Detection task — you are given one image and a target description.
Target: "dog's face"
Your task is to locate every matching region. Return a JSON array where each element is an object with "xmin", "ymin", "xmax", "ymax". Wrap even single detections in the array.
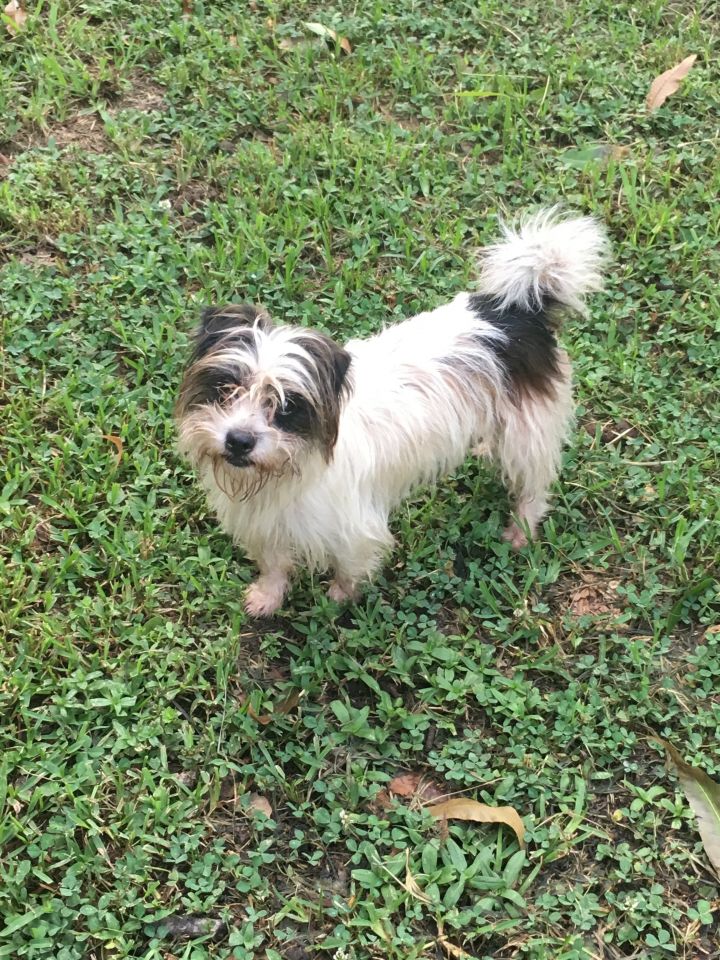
[{"xmin": 176, "ymin": 305, "xmax": 352, "ymax": 497}]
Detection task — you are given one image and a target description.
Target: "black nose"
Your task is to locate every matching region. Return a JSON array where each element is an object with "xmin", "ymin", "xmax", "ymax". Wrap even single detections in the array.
[{"xmin": 224, "ymin": 430, "xmax": 256, "ymax": 462}]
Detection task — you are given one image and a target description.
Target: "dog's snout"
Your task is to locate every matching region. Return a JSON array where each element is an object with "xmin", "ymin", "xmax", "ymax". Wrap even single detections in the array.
[{"xmin": 225, "ymin": 429, "xmax": 256, "ymax": 461}]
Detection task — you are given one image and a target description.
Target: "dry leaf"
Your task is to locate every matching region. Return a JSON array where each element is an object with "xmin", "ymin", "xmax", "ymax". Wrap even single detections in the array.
[
  {"xmin": 103, "ymin": 433, "xmax": 123, "ymax": 465},
  {"xmin": 247, "ymin": 690, "xmax": 301, "ymax": 725},
  {"xmin": 426, "ymin": 797, "xmax": 526, "ymax": 848},
  {"xmin": 4, "ymin": 0, "xmax": 27, "ymax": 35},
  {"xmin": 438, "ymin": 935, "xmax": 476, "ymax": 960},
  {"xmin": 304, "ymin": 20, "xmax": 337, "ymax": 40},
  {"xmin": 560, "ymin": 143, "xmax": 630, "ymax": 169},
  {"xmin": 181, "ymin": 0, "xmax": 192, "ymax": 17},
  {"xmin": 302, "ymin": 20, "xmax": 351, "ymax": 52},
  {"xmin": 569, "ymin": 583, "xmax": 621, "ymax": 619},
  {"xmin": 369, "ymin": 788, "xmax": 395, "ymax": 813},
  {"xmin": 655, "ymin": 738, "xmax": 720, "ymax": 878},
  {"xmin": 388, "ymin": 772, "xmax": 446, "ymax": 803},
  {"xmin": 247, "ymin": 793, "xmax": 272, "ymax": 817},
  {"xmin": 647, "ymin": 54, "xmax": 697, "ymax": 112},
  {"xmin": 403, "ymin": 850, "xmax": 432, "ymax": 904},
  {"xmin": 437, "ymin": 922, "xmax": 477, "ymax": 959}
]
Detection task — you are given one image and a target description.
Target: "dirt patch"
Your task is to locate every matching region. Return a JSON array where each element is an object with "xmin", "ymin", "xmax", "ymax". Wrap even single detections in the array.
[
  {"xmin": 113, "ymin": 75, "xmax": 166, "ymax": 113},
  {"xmin": 172, "ymin": 179, "xmax": 222, "ymax": 212},
  {"xmin": 26, "ymin": 112, "xmax": 109, "ymax": 153},
  {"xmin": 583, "ymin": 416, "xmax": 642, "ymax": 446},
  {"xmin": 7, "ymin": 75, "xmax": 165, "ymax": 158},
  {"xmin": 19, "ymin": 247, "xmax": 63, "ymax": 269}
]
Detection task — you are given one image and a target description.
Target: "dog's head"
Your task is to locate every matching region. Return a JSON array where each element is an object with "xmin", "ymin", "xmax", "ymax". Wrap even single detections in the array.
[{"xmin": 176, "ymin": 304, "xmax": 352, "ymax": 497}]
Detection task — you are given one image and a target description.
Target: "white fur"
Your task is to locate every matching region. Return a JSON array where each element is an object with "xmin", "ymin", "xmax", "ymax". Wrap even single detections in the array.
[
  {"xmin": 478, "ymin": 206, "xmax": 609, "ymax": 314},
  {"xmin": 177, "ymin": 210, "xmax": 608, "ymax": 615}
]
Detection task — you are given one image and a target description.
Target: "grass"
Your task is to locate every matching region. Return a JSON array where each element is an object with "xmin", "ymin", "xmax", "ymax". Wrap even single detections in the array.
[{"xmin": 1, "ymin": 1, "xmax": 719, "ymax": 958}]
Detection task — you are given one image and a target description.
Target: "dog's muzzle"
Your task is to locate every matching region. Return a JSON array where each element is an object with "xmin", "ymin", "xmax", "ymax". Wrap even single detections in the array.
[{"xmin": 224, "ymin": 429, "xmax": 256, "ymax": 467}]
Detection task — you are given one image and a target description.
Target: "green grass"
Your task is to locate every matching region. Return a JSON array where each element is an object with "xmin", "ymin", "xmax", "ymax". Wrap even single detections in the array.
[{"xmin": 1, "ymin": 1, "xmax": 719, "ymax": 958}]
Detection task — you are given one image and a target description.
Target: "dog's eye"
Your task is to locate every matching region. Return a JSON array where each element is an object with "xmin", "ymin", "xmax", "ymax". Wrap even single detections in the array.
[{"xmin": 273, "ymin": 394, "xmax": 313, "ymax": 435}]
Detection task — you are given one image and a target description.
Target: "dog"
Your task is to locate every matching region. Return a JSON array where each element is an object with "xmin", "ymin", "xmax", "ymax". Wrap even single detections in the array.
[{"xmin": 176, "ymin": 208, "xmax": 608, "ymax": 616}]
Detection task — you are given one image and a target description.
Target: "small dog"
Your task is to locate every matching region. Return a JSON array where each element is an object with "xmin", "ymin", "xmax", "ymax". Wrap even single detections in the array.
[{"xmin": 176, "ymin": 209, "xmax": 608, "ymax": 616}]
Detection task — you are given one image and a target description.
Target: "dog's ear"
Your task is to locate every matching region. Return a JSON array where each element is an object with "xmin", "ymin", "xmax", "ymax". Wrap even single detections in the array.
[
  {"xmin": 199, "ymin": 303, "xmax": 272, "ymax": 335},
  {"xmin": 294, "ymin": 332, "xmax": 352, "ymax": 459},
  {"xmin": 298, "ymin": 332, "xmax": 352, "ymax": 399},
  {"xmin": 191, "ymin": 304, "xmax": 271, "ymax": 363}
]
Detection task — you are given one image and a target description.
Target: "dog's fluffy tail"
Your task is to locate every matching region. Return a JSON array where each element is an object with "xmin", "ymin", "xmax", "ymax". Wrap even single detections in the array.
[{"xmin": 477, "ymin": 207, "xmax": 609, "ymax": 316}]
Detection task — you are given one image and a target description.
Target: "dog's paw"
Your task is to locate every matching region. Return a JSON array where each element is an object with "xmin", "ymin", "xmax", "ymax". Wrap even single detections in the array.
[
  {"xmin": 502, "ymin": 522, "xmax": 529, "ymax": 550},
  {"xmin": 245, "ymin": 582, "xmax": 284, "ymax": 617},
  {"xmin": 327, "ymin": 580, "xmax": 358, "ymax": 604}
]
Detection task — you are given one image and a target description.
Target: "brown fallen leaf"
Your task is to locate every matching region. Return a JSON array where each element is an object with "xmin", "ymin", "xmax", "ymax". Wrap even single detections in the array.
[
  {"xmin": 655, "ymin": 738, "xmax": 720, "ymax": 878},
  {"xmin": 426, "ymin": 797, "xmax": 525, "ymax": 848},
  {"xmin": 388, "ymin": 771, "xmax": 446, "ymax": 803},
  {"xmin": 247, "ymin": 793, "xmax": 272, "ymax": 817},
  {"xmin": 103, "ymin": 433, "xmax": 123, "ymax": 465},
  {"xmin": 569, "ymin": 582, "xmax": 621, "ymax": 619},
  {"xmin": 647, "ymin": 54, "xmax": 697, "ymax": 112},
  {"xmin": 369, "ymin": 788, "xmax": 395, "ymax": 813},
  {"xmin": 181, "ymin": 0, "xmax": 192, "ymax": 17},
  {"xmin": 388, "ymin": 772, "xmax": 447, "ymax": 803},
  {"xmin": 247, "ymin": 690, "xmax": 301, "ymax": 725},
  {"xmin": 4, "ymin": 0, "xmax": 26, "ymax": 35},
  {"xmin": 403, "ymin": 849, "xmax": 432, "ymax": 904}
]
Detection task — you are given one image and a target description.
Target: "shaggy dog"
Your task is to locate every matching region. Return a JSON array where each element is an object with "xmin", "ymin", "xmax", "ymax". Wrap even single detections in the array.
[{"xmin": 176, "ymin": 209, "xmax": 608, "ymax": 615}]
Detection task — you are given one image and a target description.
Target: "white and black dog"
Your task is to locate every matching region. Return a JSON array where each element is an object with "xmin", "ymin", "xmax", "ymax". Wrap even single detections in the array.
[{"xmin": 176, "ymin": 209, "xmax": 608, "ymax": 616}]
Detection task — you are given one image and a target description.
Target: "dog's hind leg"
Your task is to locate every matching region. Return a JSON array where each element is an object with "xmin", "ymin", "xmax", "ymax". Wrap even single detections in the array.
[{"xmin": 494, "ymin": 365, "xmax": 574, "ymax": 548}]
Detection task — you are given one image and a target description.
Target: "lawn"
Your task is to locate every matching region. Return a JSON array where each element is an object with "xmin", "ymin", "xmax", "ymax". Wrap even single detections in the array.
[{"xmin": 1, "ymin": 1, "xmax": 719, "ymax": 958}]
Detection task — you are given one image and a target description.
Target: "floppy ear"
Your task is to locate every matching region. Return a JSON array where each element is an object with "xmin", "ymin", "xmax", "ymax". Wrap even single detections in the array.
[
  {"xmin": 328, "ymin": 339, "xmax": 352, "ymax": 399},
  {"xmin": 295, "ymin": 332, "xmax": 353, "ymax": 459},
  {"xmin": 191, "ymin": 304, "xmax": 272, "ymax": 363},
  {"xmin": 199, "ymin": 303, "xmax": 272, "ymax": 335},
  {"xmin": 297, "ymin": 332, "xmax": 352, "ymax": 399}
]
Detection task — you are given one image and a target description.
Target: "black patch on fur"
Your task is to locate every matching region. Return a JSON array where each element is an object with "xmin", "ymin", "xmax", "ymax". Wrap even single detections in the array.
[
  {"xmin": 272, "ymin": 392, "xmax": 316, "ymax": 437},
  {"xmin": 468, "ymin": 293, "xmax": 562, "ymax": 401},
  {"xmin": 177, "ymin": 304, "xmax": 269, "ymax": 412},
  {"xmin": 292, "ymin": 333, "xmax": 352, "ymax": 458},
  {"xmin": 179, "ymin": 363, "xmax": 247, "ymax": 410},
  {"xmin": 191, "ymin": 303, "xmax": 270, "ymax": 364}
]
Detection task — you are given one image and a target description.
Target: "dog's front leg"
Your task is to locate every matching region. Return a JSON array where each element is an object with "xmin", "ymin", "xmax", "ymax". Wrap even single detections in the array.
[
  {"xmin": 245, "ymin": 553, "xmax": 293, "ymax": 617},
  {"xmin": 328, "ymin": 533, "xmax": 389, "ymax": 605}
]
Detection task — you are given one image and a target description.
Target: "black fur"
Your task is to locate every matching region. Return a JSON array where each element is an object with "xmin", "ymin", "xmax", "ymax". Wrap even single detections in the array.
[
  {"xmin": 191, "ymin": 304, "xmax": 270, "ymax": 364},
  {"xmin": 177, "ymin": 305, "xmax": 269, "ymax": 411},
  {"xmin": 468, "ymin": 294, "xmax": 562, "ymax": 400},
  {"xmin": 290, "ymin": 333, "xmax": 352, "ymax": 458},
  {"xmin": 272, "ymin": 393, "xmax": 316, "ymax": 436}
]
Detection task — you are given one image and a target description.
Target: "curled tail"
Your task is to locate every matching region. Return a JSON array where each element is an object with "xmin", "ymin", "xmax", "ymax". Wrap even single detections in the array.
[{"xmin": 478, "ymin": 207, "xmax": 609, "ymax": 316}]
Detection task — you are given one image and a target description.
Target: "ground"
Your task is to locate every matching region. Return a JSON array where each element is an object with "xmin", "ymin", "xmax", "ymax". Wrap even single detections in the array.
[{"xmin": 1, "ymin": 1, "xmax": 719, "ymax": 959}]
